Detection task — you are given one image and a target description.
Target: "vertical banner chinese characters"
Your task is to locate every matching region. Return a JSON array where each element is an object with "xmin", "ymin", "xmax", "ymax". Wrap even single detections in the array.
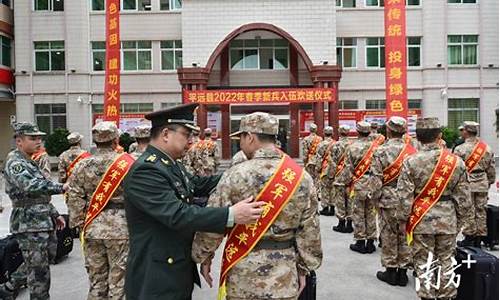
[
  {"xmin": 384, "ymin": 0, "xmax": 408, "ymax": 119},
  {"xmin": 103, "ymin": 0, "xmax": 121, "ymax": 125}
]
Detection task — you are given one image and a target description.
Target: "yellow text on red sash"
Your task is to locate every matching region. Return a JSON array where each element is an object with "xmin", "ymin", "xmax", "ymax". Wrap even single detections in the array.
[
  {"xmin": 383, "ymin": 142, "xmax": 416, "ymax": 185},
  {"xmin": 465, "ymin": 141, "xmax": 487, "ymax": 173}
]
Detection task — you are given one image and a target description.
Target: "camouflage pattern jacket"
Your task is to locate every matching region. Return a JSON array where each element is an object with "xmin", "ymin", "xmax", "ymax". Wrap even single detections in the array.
[
  {"xmin": 453, "ymin": 137, "xmax": 496, "ymax": 192},
  {"xmin": 67, "ymin": 148, "xmax": 128, "ymax": 239},
  {"xmin": 33, "ymin": 152, "xmax": 51, "ymax": 179},
  {"xmin": 371, "ymin": 138, "xmax": 411, "ymax": 208},
  {"xmin": 190, "ymin": 139, "xmax": 220, "ymax": 176},
  {"xmin": 302, "ymin": 133, "xmax": 323, "ymax": 165},
  {"xmin": 3, "ymin": 149, "xmax": 62, "ymax": 233},
  {"xmin": 397, "ymin": 143, "xmax": 475, "ymax": 235},
  {"xmin": 312, "ymin": 137, "xmax": 335, "ymax": 175},
  {"xmin": 58, "ymin": 145, "xmax": 87, "ymax": 183},
  {"xmin": 334, "ymin": 136, "xmax": 373, "ymax": 190},
  {"xmin": 231, "ymin": 150, "xmax": 248, "ymax": 166},
  {"xmin": 192, "ymin": 146, "xmax": 322, "ymax": 299},
  {"xmin": 326, "ymin": 136, "xmax": 351, "ymax": 179}
]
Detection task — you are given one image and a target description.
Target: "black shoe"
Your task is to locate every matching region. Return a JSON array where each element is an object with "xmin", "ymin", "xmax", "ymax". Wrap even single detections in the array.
[
  {"xmin": 474, "ymin": 236, "xmax": 482, "ymax": 248},
  {"xmin": 397, "ymin": 268, "xmax": 409, "ymax": 286},
  {"xmin": 350, "ymin": 240, "xmax": 366, "ymax": 254},
  {"xmin": 376, "ymin": 267, "xmax": 398, "ymax": 286},
  {"xmin": 366, "ymin": 239, "xmax": 376, "ymax": 253},
  {"xmin": 378, "ymin": 237, "xmax": 382, "ymax": 248},
  {"xmin": 319, "ymin": 206, "xmax": 329, "ymax": 216},
  {"xmin": 333, "ymin": 219, "xmax": 346, "ymax": 232},
  {"xmin": 330, "ymin": 206, "xmax": 336, "ymax": 216},
  {"xmin": 458, "ymin": 235, "xmax": 475, "ymax": 247},
  {"xmin": 344, "ymin": 220, "xmax": 354, "ymax": 233}
]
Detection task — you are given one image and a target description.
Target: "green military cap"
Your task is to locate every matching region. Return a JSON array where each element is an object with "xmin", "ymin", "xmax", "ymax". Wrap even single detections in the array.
[
  {"xmin": 339, "ymin": 124, "xmax": 351, "ymax": 134},
  {"xmin": 416, "ymin": 117, "xmax": 440, "ymax": 129},
  {"xmin": 324, "ymin": 126, "xmax": 333, "ymax": 135},
  {"xmin": 92, "ymin": 121, "xmax": 119, "ymax": 143},
  {"xmin": 133, "ymin": 124, "xmax": 151, "ymax": 138},
  {"xmin": 67, "ymin": 132, "xmax": 83, "ymax": 144},
  {"xmin": 463, "ymin": 121, "xmax": 479, "ymax": 133},
  {"xmin": 356, "ymin": 121, "xmax": 371, "ymax": 133},
  {"xmin": 145, "ymin": 103, "xmax": 198, "ymax": 131},
  {"xmin": 230, "ymin": 112, "xmax": 279, "ymax": 138},
  {"xmin": 386, "ymin": 116, "xmax": 407, "ymax": 133},
  {"xmin": 13, "ymin": 122, "xmax": 46, "ymax": 136}
]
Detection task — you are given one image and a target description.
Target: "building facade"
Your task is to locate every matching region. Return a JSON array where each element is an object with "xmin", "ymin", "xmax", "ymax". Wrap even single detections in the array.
[{"xmin": 10, "ymin": 0, "xmax": 499, "ymax": 160}]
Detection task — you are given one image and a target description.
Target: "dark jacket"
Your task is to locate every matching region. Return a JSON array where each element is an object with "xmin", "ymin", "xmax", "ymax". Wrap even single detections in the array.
[{"xmin": 123, "ymin": 145, "xmax": 228, "ymax": 300}]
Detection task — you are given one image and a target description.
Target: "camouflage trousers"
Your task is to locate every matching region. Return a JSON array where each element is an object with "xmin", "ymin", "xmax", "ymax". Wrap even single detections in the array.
[
  {"xmin": 472, "ymin": 192, "xmax": 488, "ymax": 236},
  {"xmin": 352, "ymin": 190, "xmax": 377, "ymax": 240},
  {"xmin": 412, "ymin": 234, "xmax": 457, "ymax": 299},
  {"xmin": 333, "ymin": 186, "xmax": 352, "ymax": 220},
  {"xmin": 83, "ymin": 239, "xmax": 128, "ymax": 300},
  {"xmin": 14, "ymin": 231, "xmax": 52, "ymax": 300},
  {"xmin": 379, "ymin": 208, "xmax": 411, "ymax": 268},
  {"xmin": 319, "ymin": 178, "xmax": 334, "ymax": 205}
]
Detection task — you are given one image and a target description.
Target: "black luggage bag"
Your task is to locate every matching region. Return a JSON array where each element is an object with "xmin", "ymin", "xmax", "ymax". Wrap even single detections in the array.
[
  {"xmin": 298, "ymin": 270, "xmax": 316, "ymax": 300},
  {"xmin": 0, "ymin": 235, "xmax": 24, "ymax": 284},
  {"xmin": 55, "ymin": 214, "xmax": 74, "ymax": 262},
  {"xmin": 482, "ymin": 204, "xmax": 499, "ymax": 250},
  {"xmin": 456, "ymin": 246, "xmax": 499, "ymax": 300}
]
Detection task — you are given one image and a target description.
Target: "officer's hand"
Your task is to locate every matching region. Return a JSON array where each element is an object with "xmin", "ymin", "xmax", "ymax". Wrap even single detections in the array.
[
  {"xmin": 62, "ymin": 183, "xmax": 70, "ymax": 192},
  {"xmin": 55, "ymin": 216, "xmax": 66, "ymax": 231},
  {"xmin": 201, "ymin": 260, "xmax": 213, "ymax": 288},
  {"xmin": 298, "ymin": 274, "xmax": 306, "ymax": 294},
  {"xmin": 232, "ymin": 197, "xmax": 265, "ymax": 225}
]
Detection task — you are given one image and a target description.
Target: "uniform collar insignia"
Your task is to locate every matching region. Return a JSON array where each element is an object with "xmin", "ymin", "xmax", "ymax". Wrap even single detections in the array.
[
  {"xmin": 161, "ymin": 158, "xmax": 170, "ymax": 165},
  {"xmin": 146, "ymin": 154, "xmax": 157, "ymax": 162}
]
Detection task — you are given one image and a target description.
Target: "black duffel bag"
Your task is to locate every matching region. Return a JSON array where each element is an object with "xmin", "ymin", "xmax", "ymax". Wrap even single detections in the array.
[
  {"xmin": 0, "ymin": 235, "xmax": 24, "ymax": 284},
  {"xmin": 298, "ymin": 270, "xmax": 317, "ymax": 300}
]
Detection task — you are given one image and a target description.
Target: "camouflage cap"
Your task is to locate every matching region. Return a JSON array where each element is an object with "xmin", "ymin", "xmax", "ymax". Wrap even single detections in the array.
[
  {"xmin": 463, "ymin": 121, "xmax": 479, "ymax": 133},
  {"xmin": 134, "ymin": 124, "xmax": 151, "ymax": 139},
  {"xmin": 230, "ymin": 112, "xmax": 279, "ymax": 137},
  {"xmin": 92, "ymin": 121, "xmax": 119, "ymax": 143},
  {"xmin": 324, "ymin": 126, "xmax": 333, "ymax": 135},
  {"xmin": 416, "ymin": 117, "xmax": 440, "ymax": 130},
  {"xmin": 458, "ymin": 125, "xmax": 464, "ymax": 131},
  {"xmin": 67, "ymin": 132, "xmax": 83, "ymax": 144},
  {"xmin": 370, "ymin": 121, "xmax": 379, "ymax": 129},
  {"xmin": 309, "ymin": 123, "xmax": 318, "ymax": 132},
  {"xmin": 204, "ymin": 127, "xmax": 212, "ymax": 135},
  {"xmin": 339, "ymin": 124, "xmax": 351, "ymax": 134},
  {"xmin": 356, "ymin": 121, "xmax": 371, "ymax": 133},
  {"xmin": 386, "ymin": 116, "xmax": 407, "ymax": 133},
  {"xmin": 13, "ymin": 122, "xmax": 46, "ymax": 136}
]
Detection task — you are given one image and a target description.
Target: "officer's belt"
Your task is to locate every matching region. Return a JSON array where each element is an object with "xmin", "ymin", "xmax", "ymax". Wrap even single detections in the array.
[
  {"xmin": 104, "ymin": 202, "xmax": 125, "ymax": 209},
  {"xmin": 12, "ymin": 199, "xmax": 49, "ymax": 208},
  {"xmin": 253, "ymin": 239, "xmax": 294, "ymax": 250},
  {"xmin": 470, "ymin": 169, "xmax": 484, "ymax": 174}
]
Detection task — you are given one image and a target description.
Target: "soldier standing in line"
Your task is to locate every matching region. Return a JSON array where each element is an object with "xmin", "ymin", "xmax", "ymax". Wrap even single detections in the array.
[
  {"xmin": 32, "ymin": 145, "xmax": 51, "ymax": 179},
  {"xmin": 368, "ymin": 121, "xmax": 384, "ymax": 142},
  {"xmin": 329, "ymin": 125, "xmax": 354, "ymax": 233},
  {"xmin": 181, "ymin": 126, "xmax": 200, "ymax": 174},
  {"xmin": 201, "ymin": 128, "xmax": 220, "ymax": 175},
  {"xmin": 454, "ymin": 121, "xmax": 496, "ymax": 247},
  {"xmin": 302, "ymin": 123, "xmax": 323, "ymax": 177},
  {"xmin": 129, "ymin": 123, "xmax": 151, "ymax": 159},
  {"xmin": 312, "ymin": 126, "xmax": 336, "ymax": 216},
  {"xmin": 57, "ymin": 132, "xmax": 90, "ymax": 183},
  {"xmin": 66, "ymin": 122, "xmax": 131, "ymax": 299},
  {"xmin": 1, "ymin": 122, "xmax": 67, "ymax": 300},
  {"xmin": 371, "ymin": 117, "xmax": 416, "ymax": 287},
  {"xmin": 335, "ymin": 121, "xmax": 384, "ymax": 253},
  {"xmin": 192, "ymin": 112, "xmax": 322, "ymax": 300},
  {"xmin": 398, "ymin": 117, "xmax": 475, "ymax": 300}
]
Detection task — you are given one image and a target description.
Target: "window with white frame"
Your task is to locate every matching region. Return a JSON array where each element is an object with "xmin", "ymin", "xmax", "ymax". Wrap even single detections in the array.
[
  {"xmin": 229, "ymin": 39, "xmax": 289, "ymax": 70},
  {"xmin": 448, "ymin": 98, "xmax": 479, "ymax": 130},
  {"xmin": 448, "ymin": 0, "xmax": 476, "ymax": 3},
  {"xmin": 91, "ymin": 42, "xmax": 105, "ymax": 71},
  {"xmin": 365, "ymin": 0, "xmax": 420, "ymax": 6},
  {"xmin": 408, "ymin": 99, "xmax": 422, "ymax": 109},
  {"xmin": 91, "ymin": 0, "xmax": 104, "ymax": 10},
  {"xmin": 407, "ymin": 37, "xmax": 421, "ymax": 67},
  {"xmin": 366, "ymin": 37, "xmax": 385, "ymax": 68},
  {"xmin": 336, "ymin": 38, "xmax": 357, "ymax": 68},
  {"xmin": 1, "ymin": 35, "xmax": 11, "ymax": 67},
  {"xmin": 35, "ymin": 104, "xmax": 67, "ymax": 134},
  {"xmin": 122, "ymin": 41, "xmax": 152, "ymax": 71},
  {"xmin": 336, "ymin": 0, "xmax": 356, "ymax": 7},
  {"xmin": 340, "ymin": 100, "xmax": 359, "ymax": 109},
  {"xmin": 92, "ymin": 103, "xmax": 154, "ymax": 114},
  {"xmin": 161, "ymin": 40, "xmax": 182, "ymax": 70},
  {"xmin": 122, "ymin": 0, "xmax": 151, "ymax": 11},
  {"xmin": 34, "ymin": 41, "xmax": 65, "ymax": 71},
  {"xmin": 448, "ymin": 35, "xmax": 478, "ymax": 65},
  {"xmin": 34, "ymin": 0, "xmax": 63, "ymax": 11},
  {"xmin": 160, "ymin": 0, "xmax": 182, "ymax": 10},
  {"xmin": 365, "ymin": 100, "xmax": 386, "ymax": 110}
]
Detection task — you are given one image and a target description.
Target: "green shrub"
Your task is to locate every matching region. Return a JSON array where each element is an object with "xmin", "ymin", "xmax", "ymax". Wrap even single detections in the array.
[
  {"xmin": 45, "ymin": 128, "xmax": 70, "ymax": 156},
  {"xmin": 119, "ymin": 133, "xmax": 135, "ymax": 152},
  {"xmin": 441, "ymin": 127, "xmax": 459, "ymax": 148}
]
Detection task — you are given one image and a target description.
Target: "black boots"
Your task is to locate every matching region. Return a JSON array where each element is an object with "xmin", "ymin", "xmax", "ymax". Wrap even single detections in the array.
[
  {"xmin": 344, "ymin": 219, "xmax": 354, "ymax": 233},
  {"xmin": 333, "ymin": 219, "xmax": 346, "ymax": 232},
  {"xmin": 397, "ymin": 268, "xmax": 408, "ymax": 286},
  {"xmin": 365, "ymin": 239, "xmax": 376, "ymax": 253},
  {"xmin": 458, "ymin": 235, "xmax": 475, "ymax": 247},
  {"xmin": 350, "ymin": 240, "xmax": 366, "ymax": 254},
  {"xmin": 376, "ymin": 267, "xmax": 398, "ymax": 286},
  {"xmin": 320, "ymin": 206, "xmax": 335, "ymax": 216}
]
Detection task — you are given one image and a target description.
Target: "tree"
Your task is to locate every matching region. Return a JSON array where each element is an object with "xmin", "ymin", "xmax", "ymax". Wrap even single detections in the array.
[
  {"xmin": 45, "ymin": 128, "xmax": 70, "ymax": 156},
  {"xmin": 441, "ymin": 127, "xmax": 459, "ymax": 149},
  {"xmin": 119, "ymin": 132, "xmax": 135, "ymax": 153}
]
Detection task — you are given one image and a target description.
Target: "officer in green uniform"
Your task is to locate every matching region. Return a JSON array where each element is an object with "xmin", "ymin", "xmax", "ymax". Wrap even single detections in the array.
[{"xmin": 123, "ymin": 103, "xmax": 265, "ymax": 300}]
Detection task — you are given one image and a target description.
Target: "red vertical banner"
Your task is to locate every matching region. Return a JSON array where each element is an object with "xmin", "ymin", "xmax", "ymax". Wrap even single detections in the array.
[
  {"xmin": 384, "ymin": 0, "xmax": 408, "ymax": 119},
  {"xmin": 103, "ymin": 0, "xmax": 121, "ymax": 125}
]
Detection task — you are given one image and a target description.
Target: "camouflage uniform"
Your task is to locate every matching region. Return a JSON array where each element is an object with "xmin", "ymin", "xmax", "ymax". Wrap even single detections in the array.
[
  {"xmin": 311, "ymin": 127, "xmax": 335, "ymax": 215},
  {"xmin": 453, "ymin": 122, "xmax": 496, "ymax": 238},
  {"xmin": 302, "ymin": 124, "xmax": 323, "ymax": 178},
  {"xmin": 129, "ymin": 124, "xmax": 151, "ymax": 159},
  {"xmin": 192, "ymin": 113, "xmax": 322, "ymax": 300},
  {"xmin": 231, "ymin": 150, "xmax": 248, "ymax": 166},
  {"xmin": 398, "ymin": 117, "xmax": 475, "ymax": 299},
  {"xmin": 66, "ymin": 122, "xmax": 128, "ymax": 300},
  {"xmin": 57, "ymin": 132, "xmax": 85, "ymax": 183},
  {"xmin": 190, "ymin": 129, "xmax": 220, "ymax": 176},
  {"xmin": 3, "ymin": 122, "xmax": 64, "ymax": 300},
  {"xmin": 33, "ymin": 149, "xmax": 51, "ymax": 179}
]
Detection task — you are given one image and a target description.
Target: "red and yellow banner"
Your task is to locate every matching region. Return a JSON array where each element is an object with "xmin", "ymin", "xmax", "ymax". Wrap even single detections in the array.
[
  {"xmin": 82, "ymin": 153, "xmax": 135, "ymax": 235},
  {"xmin": 66, "ymin": 151, "xmax": 91, "ymax": 178},
  {"xmin": 465, "ymin": 141, "xmax": 487, "ymax": 173},
  {"xmin": 406, "ymin": 150, "xmax": 458, "ymax": 245},
  {"xmin": 183, "ymin": 87, "xmax": 335, "ymax": 105},
  {"xmin": 218, "ymin": 154, "xmax": 304, "ymax": 300},
  {"xmin": 384, "ymin": 0, "xmax": 408, "ymax": 119},
  {"xmin": 382, "ymin": 142, "xmax": 416, "ymax": 185},
  {"xmin": 103, "ymin": 0, "xmax": 121, "ymax": 125}
]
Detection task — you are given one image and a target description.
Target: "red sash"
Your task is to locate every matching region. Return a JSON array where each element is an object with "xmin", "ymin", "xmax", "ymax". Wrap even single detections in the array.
[
  {"xmin": 351, "ymin": 135, "xmax": 385, "ymax": 185},
  {"xmin": 406, "ymin": 149, "xmax": 458, "ymax": 245},
  {"xmin": 382, "ymin": 141, "xmax": 417, "ymax": 185},
  {"xmin": 82, "ymin": 153, "xmax": 135, "ymax": 235},
  {"xmin": 464, "ymin": 141, "xmax": 487, "ymax": 173},
  {"xmin": 218, "ymin": 154, "xmax": 304, "ymax": 300},
  {"xmin": 320, "ymin": 140, "xmax": 336, "ymax": 178},
  {"xmin": 307, "ymin": 136, "xmax": 322, "ymax": 163},
  {"xmin": 32, "ymin": 149, "xmax": 47, "ymax": 162},
  {"xmin": 66, "ymin": 151, "xmax": 91, "ymax": 178}
]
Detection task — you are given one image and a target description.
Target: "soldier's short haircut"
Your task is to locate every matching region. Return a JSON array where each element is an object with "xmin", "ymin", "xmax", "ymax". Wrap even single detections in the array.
[
  {"xmin": 255, "ymin": 133, "xmax": 277, "ymax": 144},
  {"xmin": 95, "ymin": 141, "xmax": 113, "ymax": 148},
  {"xmin": 387, "ymin": 128, "xmax": 404, "ymax": 138},
  {"xmin": 136, "ymin": 137, "xmax": 150, "ymax": 144},
  {"xmin": 416, "ymin": 128, "xmax": 441, "ymax": 144},
  {"xmin": 358, "ymin": 132, "xmax": 370, "ymax": 137},
  {"xmin": 150, "ymin": 124, "xmax": 182, "ymax": 139}
]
